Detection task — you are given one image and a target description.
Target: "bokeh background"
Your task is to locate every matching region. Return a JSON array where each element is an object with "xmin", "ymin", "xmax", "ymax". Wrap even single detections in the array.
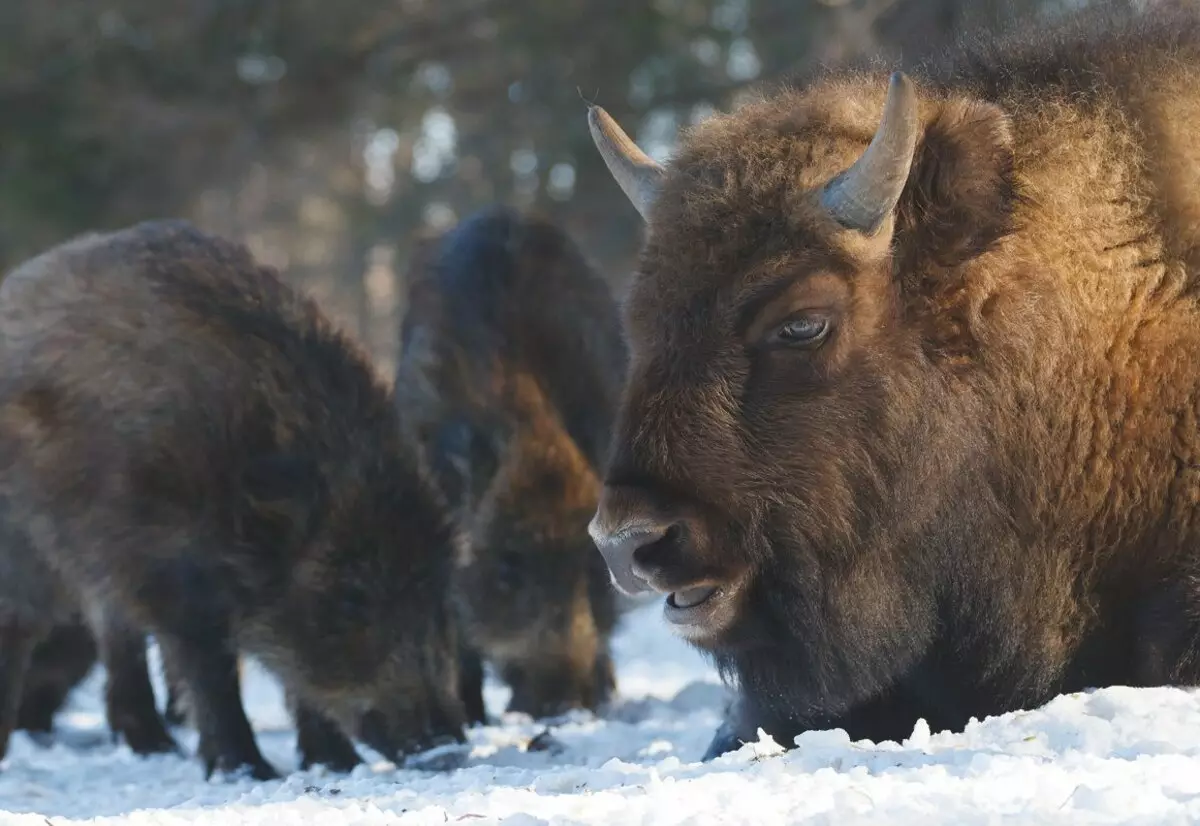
[{"xmin": 0, "ymin": 0, "xmax": 1156, "ymax": 377}]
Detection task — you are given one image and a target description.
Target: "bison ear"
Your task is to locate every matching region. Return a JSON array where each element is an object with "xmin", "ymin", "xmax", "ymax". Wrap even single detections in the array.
[
  {"xmin": 896, "ymin": 99, "xmax": 1017, "ymax": 274},
  {"xmin": 239, "ymin": 453, "xmax": 324, "ymax": 547}
]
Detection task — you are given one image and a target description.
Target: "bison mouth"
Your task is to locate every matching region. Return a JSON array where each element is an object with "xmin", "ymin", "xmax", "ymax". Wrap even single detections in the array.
[
  {"xmin": 668, "ymin": 586, "xmax": 717, "ymax": 610},
  {"xmin": 663, "ymin": 582, "xmax": 732, "ymax": 635}
]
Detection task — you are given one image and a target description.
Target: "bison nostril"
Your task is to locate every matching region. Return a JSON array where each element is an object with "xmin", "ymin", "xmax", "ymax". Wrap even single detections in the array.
[
  {"xmin": 590, "ymin": 520, "xmax": 674, "ymax": 596},
  {"xmin": 631, "ymin": 523, "xmax": 681, "ymax": 572}
]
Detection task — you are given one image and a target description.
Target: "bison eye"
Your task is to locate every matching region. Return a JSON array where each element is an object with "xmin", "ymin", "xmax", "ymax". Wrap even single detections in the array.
[{"xmin": 769, "ymin": 316, "xmax": 830, "ymax": 348}]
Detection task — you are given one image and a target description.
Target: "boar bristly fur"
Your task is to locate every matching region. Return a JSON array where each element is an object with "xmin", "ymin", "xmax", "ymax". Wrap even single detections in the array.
[
  {"xmin": 0, "ymin": 220, "xmax": 467, "ymax": 779},
  {"xmin": 397, "ymin": 206, "xmax": 625, "ymax": 719}
]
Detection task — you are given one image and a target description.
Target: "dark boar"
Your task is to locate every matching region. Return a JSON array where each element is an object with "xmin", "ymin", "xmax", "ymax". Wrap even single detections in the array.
[
  {"xmin": 396, "ymin": 206, "xmax": 625, "ymax": 719},
  {"xmin": 0, "ymin": 219, "xmax": 468, "ymax": 779},
  {"xmin": 584, "ymin": 3, "xmax": 1200, "ymax": 759}
]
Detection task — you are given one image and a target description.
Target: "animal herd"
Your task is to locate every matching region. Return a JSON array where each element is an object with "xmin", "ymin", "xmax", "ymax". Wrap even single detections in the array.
[{"xmin": 4, "ymin": 0, "xmax": 1200, "ymax": 785}]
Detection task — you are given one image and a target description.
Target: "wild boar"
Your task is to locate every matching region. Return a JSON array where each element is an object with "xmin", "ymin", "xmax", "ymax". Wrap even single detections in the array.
[
  {"xmin": 0, "ymin": 219, "xmax": 468, "ymax": 778},
  {"xmin": 396, "ymin": 206, "xmax": 625, "ymax": 719}
]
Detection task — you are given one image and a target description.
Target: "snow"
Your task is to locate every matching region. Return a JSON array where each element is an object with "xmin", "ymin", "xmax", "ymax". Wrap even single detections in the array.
[{"xmin": 5, "ymin": 597, "xmax": 1200, "ymax": 825}]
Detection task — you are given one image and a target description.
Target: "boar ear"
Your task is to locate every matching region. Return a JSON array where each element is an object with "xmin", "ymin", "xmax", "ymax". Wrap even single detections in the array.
[
  {"xmin": 239, "ymin": 453, "xmax": 324, "ymax": 546},
  {"xmin": 895, "ymin": 99, "xmax": 1018, "ymax": 276}
]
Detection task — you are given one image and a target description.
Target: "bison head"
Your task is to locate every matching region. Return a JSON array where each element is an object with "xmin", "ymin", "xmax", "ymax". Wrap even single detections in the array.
[{"xmin": 586, "ymin": 72, "xmax": 1024, "ymax": 718}]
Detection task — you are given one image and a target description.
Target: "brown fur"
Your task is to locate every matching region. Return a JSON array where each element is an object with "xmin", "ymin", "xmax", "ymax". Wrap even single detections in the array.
[
  {"xmin": 396, "ymin": 206, "xmax": 625, "ymax": 719},
  {"xmin": 590, "ymin": 2, "xmax": 1200, "ymax": 758},
  {"xmin": 0, "ymin": 220, "xmax": 468, "ymax": 778}
]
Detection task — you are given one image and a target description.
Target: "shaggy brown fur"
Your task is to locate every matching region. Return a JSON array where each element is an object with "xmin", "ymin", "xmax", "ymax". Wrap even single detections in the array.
[
  {"xmin": 0, "ymin": 220, "xmax": 468, "ymax": 778},
  {"xmin": 588, "ymin": 2, "xmax": 1200, "ymax": 759},
  {"xmin": 396, "ymin": 206, "xmax": 625, "ymax": 719}
]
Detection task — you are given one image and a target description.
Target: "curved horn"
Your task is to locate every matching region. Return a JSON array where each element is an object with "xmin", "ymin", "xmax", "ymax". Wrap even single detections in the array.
[
  {"xmin": 820, "ymin": 72, "xmax": 920, "ymax": 234},
  {"xmin": 587, "ymin": 105, "xmax": 665, "ymax": 221}
]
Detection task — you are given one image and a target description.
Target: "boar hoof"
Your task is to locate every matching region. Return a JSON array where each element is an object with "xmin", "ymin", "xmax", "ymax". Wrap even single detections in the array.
[
  {"xmin": 295, "ymin": 703, "xmax": 362, "ymax": 773},
  {"xmin": 120, "ymin": 718, "xmax": 179, "ymax": 755},
  {"xmin": 298, "ymin": 735, "xmax": 362, "ymax": 774},
  {"xmin": 203, "ymin": 753, "xmax": 280, "ymax": 782},
  {"xmin": 526, "ymin": 729, "xmax": 565, "ymax": 754},
  {"xmin": 200, "ymin": 736, "xmax": 279, "ymax": 782}
]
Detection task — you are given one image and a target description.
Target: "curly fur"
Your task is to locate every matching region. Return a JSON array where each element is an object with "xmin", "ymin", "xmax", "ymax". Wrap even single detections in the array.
[{"xmin": 595, "ymin": 2, "xmax": 1200, "ymax": 756}]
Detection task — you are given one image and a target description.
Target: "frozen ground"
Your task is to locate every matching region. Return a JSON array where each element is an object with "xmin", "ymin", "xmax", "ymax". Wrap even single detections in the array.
[{"xmin": 4, "ymin": 599, "xmax": 1200, "ymax": 825}]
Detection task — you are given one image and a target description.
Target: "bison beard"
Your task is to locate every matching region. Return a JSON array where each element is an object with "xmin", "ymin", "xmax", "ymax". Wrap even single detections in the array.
[
  {"xmin": 0, "ymin": 220, "xmax": 468, "ymax": 778},
  {"xmin": 586, "ymin": 2, "xmax": 1200, "ymax": 759}
]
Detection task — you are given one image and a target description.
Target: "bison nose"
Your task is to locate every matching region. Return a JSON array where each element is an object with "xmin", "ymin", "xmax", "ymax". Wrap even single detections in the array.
[{"xmin": 588, "ymin": 513, "xmax": 674, "ymax": 597}]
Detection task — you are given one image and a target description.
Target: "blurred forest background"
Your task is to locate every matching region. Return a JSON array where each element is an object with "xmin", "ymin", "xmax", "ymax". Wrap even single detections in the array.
[{"xmin": 0, "ymin": 0, "xmax": 1169, "ymax": 376}]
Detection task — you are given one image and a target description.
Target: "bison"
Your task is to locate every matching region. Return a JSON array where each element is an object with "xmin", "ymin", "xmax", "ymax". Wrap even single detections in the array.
[
  {"xmin": 0, "ymin": 220, "xmax": 468, "ymax": 778},
  {"xmin": 584, "ymin": 2, "xmax": 1200, "ymax": 760},
  {"xmin": 396, "ymin": 206, "xmax": 625, "ymax": 720}
]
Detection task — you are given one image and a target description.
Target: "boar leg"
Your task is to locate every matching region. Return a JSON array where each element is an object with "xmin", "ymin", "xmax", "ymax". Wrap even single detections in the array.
[
  {"xmin": 0, "ymin": 619, "xmax": 39, "ymax": 761},
  {"xmin": 158, "ymin": 639, "xmax": 189, "ymax": 726},
  {"xmin": 293, "ymin": 700, "xmax": 361, "ymax": 772},
  {"xmin": 426, "ymin": 686, "xmax": 470, "ymax": 748},
  {"xmin": 157, "ymin": 632, "xmax": 278, "ymax": 781},
  {"xmin": 91, "ymin": 610, "xmax": 177, "ymax": 755},
  {"xmin": 503, "ymin": 661, "xmax": 559, "ymax": 718},
  {"xmin": 458, "ymin": 645, "xmax": 487, "ymax": 725},
  {"xmin": 18, "ymin": 622, "xmax": 98, "ymax": 735},
  {"xmin": 503, "ymin": 653, "xmax": 612, "ymax": 719},
  {"xmin": 161, "ymin": 646, "xmax": 245, "ymax": 728},
  {"xmin": 16, "ymin": 681, "xmax": 66, "ymax": 735}
]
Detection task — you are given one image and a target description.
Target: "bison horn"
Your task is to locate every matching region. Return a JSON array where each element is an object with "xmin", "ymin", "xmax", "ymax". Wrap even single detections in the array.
[
  {"xmin": 820, "ymin": 71, "xmax": 920, "ymax": 234},
  {"xmin": 587, "ymin": 105, "xmax": 665, "ymax": 221}
]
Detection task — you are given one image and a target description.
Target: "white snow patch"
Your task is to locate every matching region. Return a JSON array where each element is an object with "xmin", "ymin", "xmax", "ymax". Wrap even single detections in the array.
[{"xmin": 4, "ymin": 599, "xmax": 1200, "ymax": 824}]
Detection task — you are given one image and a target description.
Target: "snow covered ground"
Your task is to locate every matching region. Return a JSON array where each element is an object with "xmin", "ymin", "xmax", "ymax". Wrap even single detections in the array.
[{"xmin": 5, "ymin": 598, "xmax": 1200, "ymax": 825}]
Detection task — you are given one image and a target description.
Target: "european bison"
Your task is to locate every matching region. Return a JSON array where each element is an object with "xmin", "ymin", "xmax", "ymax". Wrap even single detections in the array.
[
  {"xmin": 0, "ymin": 220, "xmax": 468, "ymax": 778},
  {"xmin": 585, "ymin": 2, "xmax": 1200, "ymax": 759},
  {"xmin": 396, "ymin": 206, "xmax": 625, "ymax": 719}
]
